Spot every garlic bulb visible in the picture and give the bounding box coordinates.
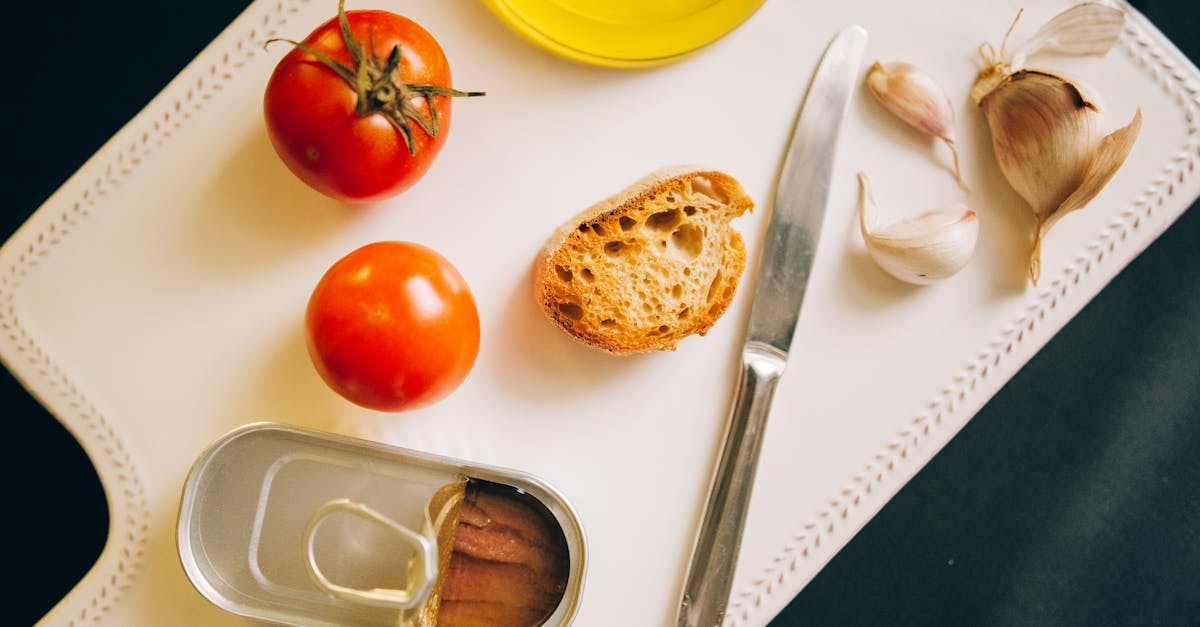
[857,172,979,285]
[866,61,968,190]
[971,3,1141,284]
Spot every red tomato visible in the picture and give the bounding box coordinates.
[264,1,482,202]
[306,241,480,411]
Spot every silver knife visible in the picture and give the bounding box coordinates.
[676,25,868,627]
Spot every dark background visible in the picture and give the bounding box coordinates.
[9,1,1198,625]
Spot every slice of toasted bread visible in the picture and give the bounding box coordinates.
[534,166,753,353]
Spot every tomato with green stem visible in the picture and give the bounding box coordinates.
[264,0,483,202]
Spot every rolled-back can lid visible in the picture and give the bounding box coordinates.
[177,423,586,626]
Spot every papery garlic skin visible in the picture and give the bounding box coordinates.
[1011,2,1127,68]
[866,61,967,190]
[971,3,1126,103]
[858,173,979,285]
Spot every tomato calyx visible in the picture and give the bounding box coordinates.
[269,0,484,155]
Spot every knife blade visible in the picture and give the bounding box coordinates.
[676,25,868,627]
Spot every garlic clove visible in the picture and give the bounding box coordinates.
[1050,108,1142,221]
[979,70,1104,217]
[977,69,1141,283]
[866,61,956,141]
[865,61,968,190]
[857,172,979,285]
[972,4,1138,284]
[1030,106,1142,282]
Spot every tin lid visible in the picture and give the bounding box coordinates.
[482,0,767,68]
[177,423,586,626]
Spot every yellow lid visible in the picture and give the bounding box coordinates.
[482,0,767,68]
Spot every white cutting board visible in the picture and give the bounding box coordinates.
[5,0,1198,625]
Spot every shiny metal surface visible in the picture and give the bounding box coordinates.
[676,25,868,627]
[177,422,588,627]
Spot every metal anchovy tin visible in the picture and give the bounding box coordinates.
[177,422,586,626]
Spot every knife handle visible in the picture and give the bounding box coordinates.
[678,341,787,627]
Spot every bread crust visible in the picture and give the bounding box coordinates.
[533,167,753,353]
